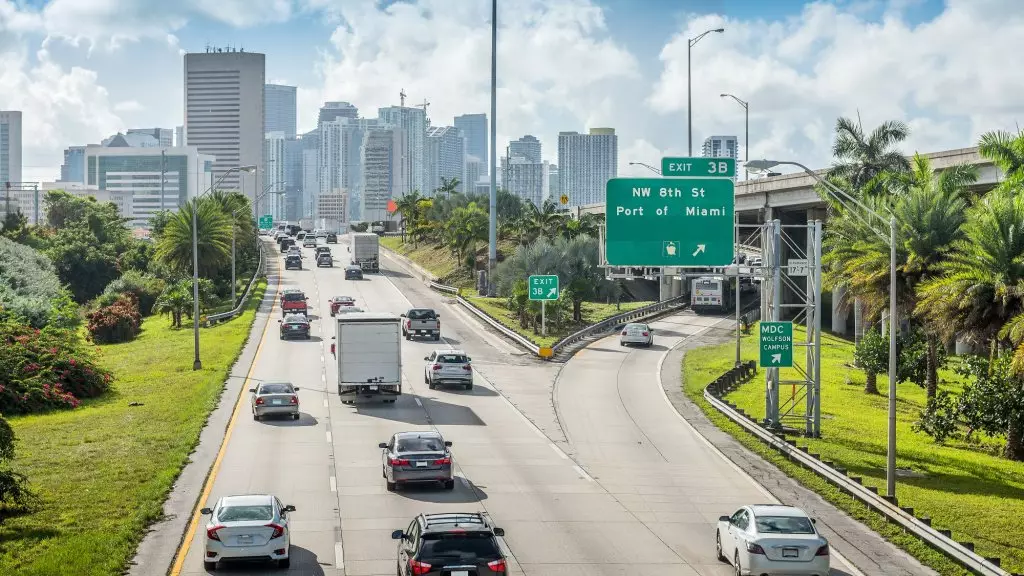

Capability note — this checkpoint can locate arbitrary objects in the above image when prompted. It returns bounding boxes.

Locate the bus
[690,276,735,315]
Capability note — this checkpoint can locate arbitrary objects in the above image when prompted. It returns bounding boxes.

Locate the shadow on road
[350,395,485,426]
[379,267,413,280]
[260,413,319,427]
[396,477,489,504]
[429,384,499,398]
[204,545,328,574]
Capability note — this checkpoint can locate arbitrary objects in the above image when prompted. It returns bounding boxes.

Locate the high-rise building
[319,117,378,206]
[548,163,560,200]
[319,102,359,125]
[264,132,287,220]
[61,146,87,183]
[360,127,407,222]
[454,113,487,172]
[126,128,173,147]
[264,84,297,139]
[702,135,738,160]
[465,157,484,192]
[557,128,617,206]
[175,125,184,147]
[184,49,265,210]
[102,132,161,147]
[501,156,549,206]
[317,192,348,228]
[83,144,215,229]
[425,126,466,195]
[299,129,319,219]
[378,106,426,197]
[509,134,541,164]
[284,137,303,220]
[0,111,22,187]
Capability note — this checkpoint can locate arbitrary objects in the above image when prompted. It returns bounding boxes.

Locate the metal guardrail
[207,238,265,324]
[703,372,1011,576]
[454,295,541,354]
[549,295,688,356]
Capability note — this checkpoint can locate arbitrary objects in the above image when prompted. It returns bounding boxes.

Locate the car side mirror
[331,336,336,340]
[378,442,388,449]
[436,315,440,318]
[284,505,296,512]
[492,527,505,537]
[444,441,453,447]
[292,386,300,391]
[201,507,213,515]
[249,388,257,393]
[811,518,816,524]
[424,356,431,361]
[400,314,406,317]
[277,319,282,323]
[467,358,472,362]
[719,515,730,523]
[391,530,404,540]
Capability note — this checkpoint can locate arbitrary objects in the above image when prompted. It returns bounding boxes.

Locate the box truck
[349,232,380,272]
[333,313,402,403]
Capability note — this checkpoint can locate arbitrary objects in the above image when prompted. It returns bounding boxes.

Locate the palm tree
[154,197,233,277]
[153,280,193,328]
[829,116,911,193]
[978,129,1024,180]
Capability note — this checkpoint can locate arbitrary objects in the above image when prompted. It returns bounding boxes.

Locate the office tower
[454,113,487,172]
[319,117,377,205]
[299,129,319,218]
[425,126,466,195]
[0,111,22,188]
[378,106,426,196]
[264,84,297,139]
[317,192,348,228]
[360,127,407,222]
[557,128,617,206]
[175,125,184,147]
[102,132,161,147]
[184,48,265,210]
[284,137,303,220]
[127,128,173,147]
[509,134,541,163]
[501,156,548,207]
[264,132,287,220]
[702,135,738,159]
[61,146,87,183]
[319,102,359,125]
[83,144,215,229]
[548,163,560,200]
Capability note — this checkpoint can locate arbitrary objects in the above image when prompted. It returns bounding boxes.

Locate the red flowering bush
[85,293,142,344]
[0,313,112,415]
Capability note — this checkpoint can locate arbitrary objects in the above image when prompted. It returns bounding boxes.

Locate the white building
[126,128,173,147]
[4,182,110,225]
[184,48,265,212]
[175,125,184,147]
[454,113,487,174]
[465,157,484,193]
[1,111,23,187]
[425,125,466,195]
[557,128,617,206]
[378,106,426,196]
[501,156,549,206]
[83,145,215,229]
[509,134,541,164]
[360,127,408,223]
[702,135,739,160]
[263,132,287,220]
[317,191,348,227]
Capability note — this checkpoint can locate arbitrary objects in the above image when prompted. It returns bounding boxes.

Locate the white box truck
[334,312,402,403]
[349,232,380,272]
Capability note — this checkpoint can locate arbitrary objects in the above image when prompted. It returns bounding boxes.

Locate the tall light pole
[192,164,257,370]
[720,93,749,180]
[687,27,725,155]
[746,159,899,499]
[627,161,662,175]
[487,0,498,294]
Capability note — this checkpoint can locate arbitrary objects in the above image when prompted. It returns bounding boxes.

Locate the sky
[1,0,1022,184]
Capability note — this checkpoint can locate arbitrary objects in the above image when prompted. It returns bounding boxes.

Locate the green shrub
[0,237,63,328]
[85,294,142,344]
[95,270,165,316]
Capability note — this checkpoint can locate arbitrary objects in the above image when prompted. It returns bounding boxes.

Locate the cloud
[114,100,144,112]
[647,0,1024,172]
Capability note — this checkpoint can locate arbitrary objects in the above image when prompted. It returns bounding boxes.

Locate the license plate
[415,461,428,467]
[782,548,799,558]
[451,572,468,576]
[237,535,253,543]
[272,399,284,405]
[368,385,378,391]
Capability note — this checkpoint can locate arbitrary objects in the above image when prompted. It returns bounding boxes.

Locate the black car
[280,238,294,251]
[278,314,310,340]
[392,513,506,576]
[285,255,302,270]
[314,246,331,257]
[317,254,333,268]
[345,265,363,280]
[326,233,338,243]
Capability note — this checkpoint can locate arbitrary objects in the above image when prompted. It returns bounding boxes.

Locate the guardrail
[454,295,541,354]
[548,295,688,357]
[208,238,265,325]
[703,369,1012,576]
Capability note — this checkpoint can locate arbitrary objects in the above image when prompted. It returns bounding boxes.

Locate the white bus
[690,276,735,314]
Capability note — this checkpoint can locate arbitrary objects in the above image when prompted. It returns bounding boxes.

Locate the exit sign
[661,157,736,178]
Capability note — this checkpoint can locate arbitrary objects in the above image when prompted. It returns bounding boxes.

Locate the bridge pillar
[831,285,848,335]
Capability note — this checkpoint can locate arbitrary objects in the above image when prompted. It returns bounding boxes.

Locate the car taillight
[745,541,766,555]
[433,457,451,465]
[642,332,649,336]
[206,525,224,541]
[487,559,507,572]
[815,544,829,556]
[409,559,431,575]
[266,523,285,539]
[462,364,472,371]
[621,330,627,335]
[289,396,298,404]
[255,397,265,405]
[432,364,442,371]
[389,457,410,466]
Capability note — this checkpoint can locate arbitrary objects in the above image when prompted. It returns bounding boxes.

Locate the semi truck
[349,232,380,272]
[333,313,402,404]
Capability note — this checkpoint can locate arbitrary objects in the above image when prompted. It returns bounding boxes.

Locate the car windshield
[437,354,467,363]
[396,436,444,452]
[260,384,294,394]
[283,293,305,301]
[407,309,435,320]
[419,532,500,560]
[624,324,647,331]
[218,504,273,522]
[754,515,815,534]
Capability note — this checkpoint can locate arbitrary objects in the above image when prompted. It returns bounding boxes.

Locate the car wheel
[292,413,300,420]
[444,479,455,490]
[204,560,217,571]
[465,382,473,390]
[428,380,436,390]
[386,480,396,492]
[253,412,260,421]
[734,552,741,576]
[716,531,726,562]
[278,557,290,569]
[434,334,441,341]
[619,341,625,346]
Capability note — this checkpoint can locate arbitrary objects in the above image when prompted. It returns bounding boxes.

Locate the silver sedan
[250,382,301,421]
[620,322,654,347]
[379,431,454,491]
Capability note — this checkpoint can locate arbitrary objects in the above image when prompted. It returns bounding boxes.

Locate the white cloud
[114,100,144,113]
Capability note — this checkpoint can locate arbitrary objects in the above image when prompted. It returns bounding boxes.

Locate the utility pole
[487,0,498,293]
[160,149,166,212]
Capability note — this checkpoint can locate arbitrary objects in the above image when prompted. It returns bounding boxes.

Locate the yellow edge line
[168,268,279,576]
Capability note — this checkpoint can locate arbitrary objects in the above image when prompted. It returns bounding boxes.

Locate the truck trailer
[334,313,402,403]
[349,232,380,272]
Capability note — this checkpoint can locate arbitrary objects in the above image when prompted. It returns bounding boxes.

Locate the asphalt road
[175,235,860,576]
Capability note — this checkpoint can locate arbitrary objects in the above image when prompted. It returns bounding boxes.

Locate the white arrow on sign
[692,244,706,257]
[547,287,558,297]
[771,353,782,364]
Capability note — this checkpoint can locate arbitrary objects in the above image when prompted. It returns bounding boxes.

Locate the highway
[174,235,859,575]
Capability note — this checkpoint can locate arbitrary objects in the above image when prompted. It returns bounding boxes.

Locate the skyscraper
[265,84,297,139]
[284,137,303,220]
[360,127,407,222]
[264,132,287,220]
[454,113,487,170]
[319,102,359,125]
[501,157,549,206]
[378,106,426,197]
[61,146,87,183]
[301,130,320,219]
[0,111,22,187]
[509,134,542,163]
[557,128,617,206]
[127,128,173,147]
[701,136,738,181]
[175,125,184,147]
[184,48,265,210]
[425,126,466,195]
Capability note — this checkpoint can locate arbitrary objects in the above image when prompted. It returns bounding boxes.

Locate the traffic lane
[179,254,340,575]
[319,266,712,576]
[556,312,857,575]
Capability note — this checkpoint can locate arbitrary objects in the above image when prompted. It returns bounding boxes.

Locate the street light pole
[487,0,498,292]
[231,209,236,306]
[720,94,749,181]
[627,161,662,175]
[687,28,725,155]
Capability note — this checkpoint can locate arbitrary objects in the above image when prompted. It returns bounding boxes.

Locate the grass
[682,324,1024,574]
[465,296,652,348]
[380,236,475,289]
[0,279,268,576]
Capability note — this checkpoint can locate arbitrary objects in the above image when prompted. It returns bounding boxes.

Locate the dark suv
[392,513,507,575]
[285,254,302,270]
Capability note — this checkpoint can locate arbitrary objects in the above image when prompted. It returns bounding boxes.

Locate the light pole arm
[628,161,662,175]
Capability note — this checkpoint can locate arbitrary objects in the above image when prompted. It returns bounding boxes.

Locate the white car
[716,505,829,576]
[201,494,295,570]
[424,349,473,390]
[619,322,653,347]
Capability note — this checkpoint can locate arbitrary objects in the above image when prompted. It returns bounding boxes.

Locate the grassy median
[0,279,268,576]
[380,236,475,289]
[682,324,1022,574]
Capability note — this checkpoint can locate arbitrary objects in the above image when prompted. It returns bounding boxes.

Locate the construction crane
[417,99,430,113]
[399,88,407,107]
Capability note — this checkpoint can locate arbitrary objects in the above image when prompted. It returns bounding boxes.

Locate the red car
[329,296,356,316]
[281,289,308,317]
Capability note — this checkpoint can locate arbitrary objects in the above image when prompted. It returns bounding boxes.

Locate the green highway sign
[662,157,736,178]
[258,214,273,229]
[528,275,559,301]
[605,178,735,267]
[759,321,794,367]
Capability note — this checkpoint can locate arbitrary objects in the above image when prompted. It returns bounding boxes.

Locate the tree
[0,416,34,519]
[441,202,489,266]
[829,116,911,194]
[854,328,888,394]
[942,354,1024,461]
[0,237,64,327]
[153,279,193,328]
[978,128,1024,181]
[154,197,233,277]
[46,224,120,302]
[1,209,28,243]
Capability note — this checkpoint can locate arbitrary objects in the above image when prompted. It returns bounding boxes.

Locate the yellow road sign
[559,194,569,205]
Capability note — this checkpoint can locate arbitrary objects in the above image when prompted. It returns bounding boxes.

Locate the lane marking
[320,355,325,363]
[414,397,423,407]
[329,476,337,492]
[573,465,594,481]
[334,541,344,569]
[169,252,280,576]
[323,398,329,408]
[325,431,333,444]
[498,392,550,441]
[321,373,326,383]
[549,443,569,460]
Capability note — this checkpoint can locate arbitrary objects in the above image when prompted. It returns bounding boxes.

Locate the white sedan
[716,505,829,575]
[619,322,653,347]
[201,494,295,571]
